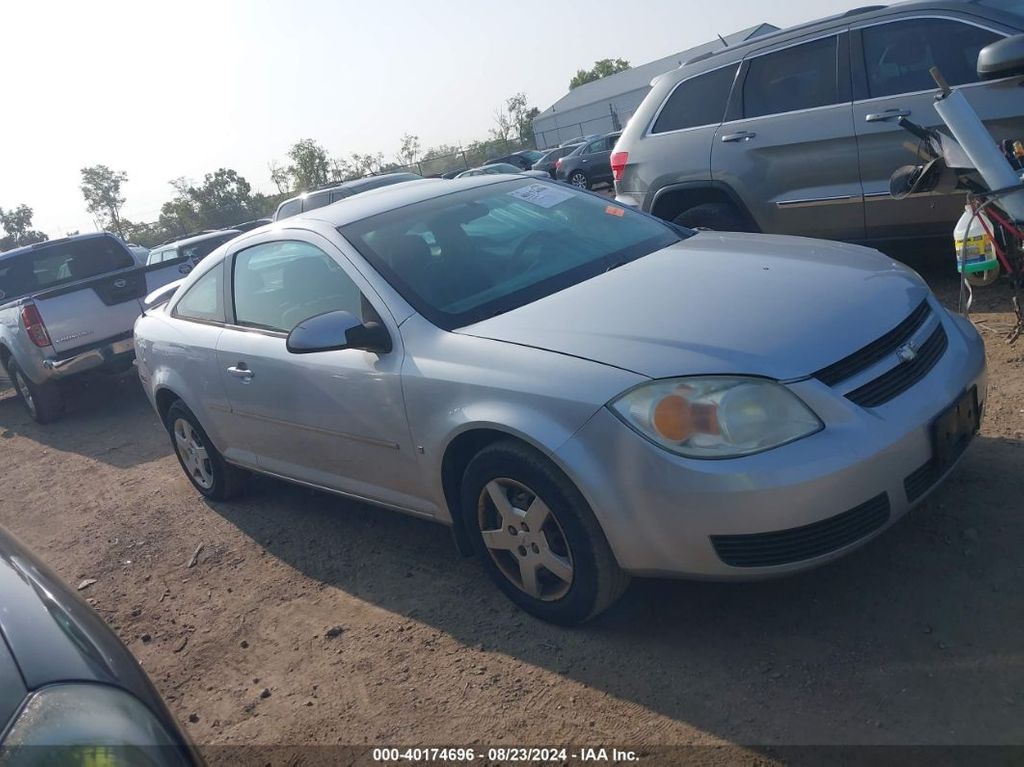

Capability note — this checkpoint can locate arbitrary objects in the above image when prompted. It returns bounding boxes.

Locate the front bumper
[555,309,987,578]
[40,335,135,380]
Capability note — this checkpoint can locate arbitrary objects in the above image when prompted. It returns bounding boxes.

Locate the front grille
[814,299,931,386]
[711,493,891,568]
[904,460,941,504]
[846,324,948,408]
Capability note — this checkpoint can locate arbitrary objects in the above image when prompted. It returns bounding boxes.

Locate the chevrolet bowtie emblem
[896,341,919,363]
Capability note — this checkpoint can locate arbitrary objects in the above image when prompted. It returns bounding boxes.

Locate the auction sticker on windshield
[507,183,574,209]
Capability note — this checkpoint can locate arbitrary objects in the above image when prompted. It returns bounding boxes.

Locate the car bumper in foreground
[555,310,987,578]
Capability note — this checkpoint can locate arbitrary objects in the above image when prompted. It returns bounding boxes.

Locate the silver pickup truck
[0,233,186,423]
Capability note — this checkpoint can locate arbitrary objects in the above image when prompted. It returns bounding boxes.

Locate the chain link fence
[533,109,635,150]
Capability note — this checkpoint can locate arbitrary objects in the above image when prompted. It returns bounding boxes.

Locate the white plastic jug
[954,205,1000,287]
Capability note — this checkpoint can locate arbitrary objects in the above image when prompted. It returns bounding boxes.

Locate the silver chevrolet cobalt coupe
[135,176,985,624]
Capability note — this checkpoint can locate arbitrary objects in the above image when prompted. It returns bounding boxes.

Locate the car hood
[457,232,930,380]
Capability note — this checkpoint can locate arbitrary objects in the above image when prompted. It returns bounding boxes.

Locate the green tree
[155,169,260,237]
[349,151,385,177]
[80,165,129,237]
[568,58,630,90]
[0,204,48,251]
[491,93,540,146]
[396,133,421,168]
[268,161,291,194]
[287,138,331,190]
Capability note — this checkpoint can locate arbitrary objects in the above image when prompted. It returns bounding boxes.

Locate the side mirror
[286,310,392,355]
[978,34,1024,80]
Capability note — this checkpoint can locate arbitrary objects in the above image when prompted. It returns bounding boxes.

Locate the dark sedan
[483,150,543,171]
[0,526,199,765]
[555,132,621,190]
[531,143,583,179]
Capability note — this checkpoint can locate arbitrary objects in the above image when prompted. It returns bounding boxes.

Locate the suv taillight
[610,151,628,182]
[21,304,51,348]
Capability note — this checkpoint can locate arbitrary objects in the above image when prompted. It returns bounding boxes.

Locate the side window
[173,266,224,323]
[652,64,739,133]
[861,19,1001,98]
[329,190,350,203]
[277,200,302,220]
[743,36,840,118]
[584,139,606,154]
[232,241,369,333]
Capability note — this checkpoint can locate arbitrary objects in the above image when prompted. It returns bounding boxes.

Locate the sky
[1,0,863,237]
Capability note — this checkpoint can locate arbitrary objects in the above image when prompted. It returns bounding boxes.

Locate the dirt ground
[1,254,1022,760]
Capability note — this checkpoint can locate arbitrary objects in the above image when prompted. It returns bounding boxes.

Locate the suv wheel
[165,400,246,500]
[6,360,64,424]
[461,440,629,625]
[567,170,590,190]
[674,202,752,232]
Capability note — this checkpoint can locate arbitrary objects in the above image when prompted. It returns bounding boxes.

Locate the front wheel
[165,400,246,500]
[461,441,629,625]
[6,360,63,424]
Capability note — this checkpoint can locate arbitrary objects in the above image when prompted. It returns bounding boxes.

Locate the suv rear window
[0,237,133,302]
[861,19,1002,98]
[743,36,839,118]
[652,63,739,133]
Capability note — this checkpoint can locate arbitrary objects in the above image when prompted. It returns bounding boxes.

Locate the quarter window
[861,19,1002,98]
[174,265,224,323]
[743,36,840,118]
[302,192,332,213]
[232,241,368,333]
[276,200,302,220]
[652,64,739,133]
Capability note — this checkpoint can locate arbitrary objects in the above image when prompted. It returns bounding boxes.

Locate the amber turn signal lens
[652,394,692,442]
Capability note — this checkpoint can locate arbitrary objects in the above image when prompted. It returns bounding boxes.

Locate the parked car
[127,243,150,264]
[274,173,423,221]
[484,150,544,170]
[559,134,602,148]
[532,144,583,179]
[555,132,621,189]
[0,233,184,423]
[0,525,199,763]
[612,0,1024,239]
[455,163,549,179]
[441,168,467,179]
[146,230,242,267]
[228,218,273,232]
[135,176,985,625]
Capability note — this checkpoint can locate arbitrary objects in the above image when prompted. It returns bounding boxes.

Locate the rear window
[0,236,133,302]
[340,178,681,330]
[180,233,237,263]
[652,64,739,133]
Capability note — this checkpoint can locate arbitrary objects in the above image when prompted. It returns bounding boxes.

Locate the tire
[6,360,64,424]
[165,400,246,500]
[674,202,752,232]
[461,440,629,625]
[567,170,590,190]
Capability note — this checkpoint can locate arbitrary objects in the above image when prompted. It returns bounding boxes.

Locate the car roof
[162,229,241,248]
[672,1,1020,79]
[291,176,528,228]
[0,231,118,261]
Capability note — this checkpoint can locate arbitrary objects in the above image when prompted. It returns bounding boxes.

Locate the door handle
[865,109,911,123]
[227,364,254,382]
[721,131,756,143]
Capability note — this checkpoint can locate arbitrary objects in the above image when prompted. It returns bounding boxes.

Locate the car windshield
[975,0,1024,20]
[0,237,134,302]
[181,233,236,263]
[518,150,544,163]
[340,178,684,330]
[486,163,522,174]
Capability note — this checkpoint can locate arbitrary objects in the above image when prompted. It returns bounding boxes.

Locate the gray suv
[613,0,1024,242]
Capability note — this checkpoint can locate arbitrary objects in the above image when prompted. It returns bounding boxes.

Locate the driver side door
[214,232,431,515]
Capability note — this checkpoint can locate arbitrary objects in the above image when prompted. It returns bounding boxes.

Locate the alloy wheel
[173,418,214,490]
[477,478,574,601]
[13,370,36,419]
[569,172,588,189]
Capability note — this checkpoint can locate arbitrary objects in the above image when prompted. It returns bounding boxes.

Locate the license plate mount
[932,386,979,472]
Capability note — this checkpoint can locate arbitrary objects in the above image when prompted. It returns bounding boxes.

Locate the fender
[649,179,760,230]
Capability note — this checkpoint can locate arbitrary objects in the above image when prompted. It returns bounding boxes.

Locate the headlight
[610,376,822,459]
[3,683,194,766]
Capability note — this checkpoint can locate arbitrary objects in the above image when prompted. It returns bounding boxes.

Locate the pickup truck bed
[0,233,186,422]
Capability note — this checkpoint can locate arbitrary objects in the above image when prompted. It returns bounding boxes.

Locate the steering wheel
[509,231,555,277]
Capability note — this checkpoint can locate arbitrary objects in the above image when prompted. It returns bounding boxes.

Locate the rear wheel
[461,440,629,625]
[165,400,246,500]
[673,202,752,232]
[567,170,590,190]
[6,360,63,424]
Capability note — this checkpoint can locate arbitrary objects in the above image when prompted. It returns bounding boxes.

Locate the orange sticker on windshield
[605,205,625,217]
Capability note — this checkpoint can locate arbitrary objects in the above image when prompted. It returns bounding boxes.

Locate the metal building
[532,24,778,149]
